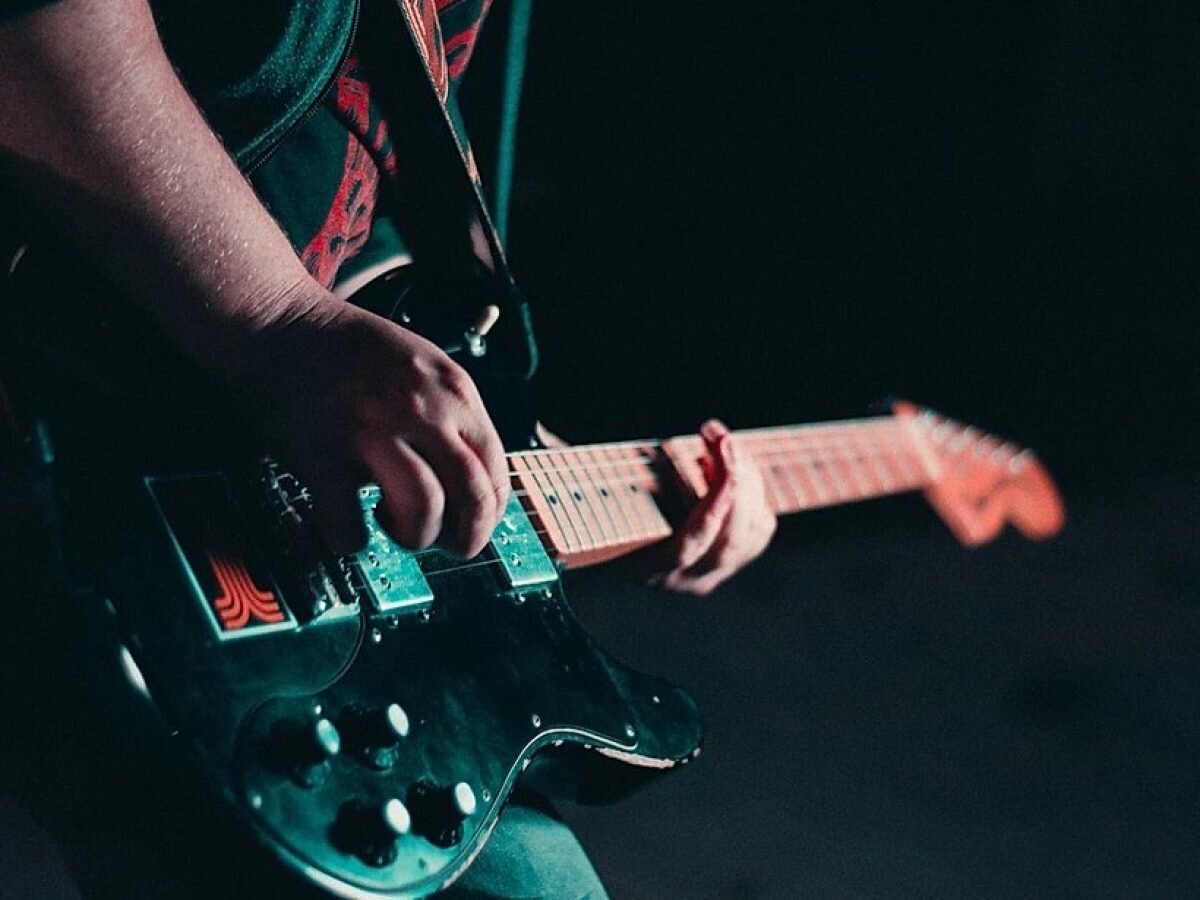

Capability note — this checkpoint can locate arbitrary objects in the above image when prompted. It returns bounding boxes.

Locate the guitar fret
[576,448,619,547]
[762,464,790,513]
[509,455,568,554]
[600,448,648,540]
[859,429,895,493]
[740,419,932,514]
[569,448,614,547]
[510,417,937,565]
[516,444,672,558]
[549,451,600,552]
[528,452,588,553]
[621,445,658,536]
[800,454,832,505]
[590,447,633,541]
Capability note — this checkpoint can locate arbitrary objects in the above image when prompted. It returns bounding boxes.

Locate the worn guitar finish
[1,256,702,898]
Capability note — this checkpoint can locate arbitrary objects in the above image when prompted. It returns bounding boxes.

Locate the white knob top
[313,718,341,757]
[385,703,411,739]
[452,782,477,817]
[383,798,411,836]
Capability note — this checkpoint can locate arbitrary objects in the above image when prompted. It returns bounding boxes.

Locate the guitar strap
[372,0,539,378]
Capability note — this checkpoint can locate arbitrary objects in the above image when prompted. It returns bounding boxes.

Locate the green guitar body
[0,251,702,898]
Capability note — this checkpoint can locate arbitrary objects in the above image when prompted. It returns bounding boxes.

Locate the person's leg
[439,793,608,900]
[0,796,82,900]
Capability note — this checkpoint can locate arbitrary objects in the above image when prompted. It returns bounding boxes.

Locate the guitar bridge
[490,492,559,590]
[350,485,435,617]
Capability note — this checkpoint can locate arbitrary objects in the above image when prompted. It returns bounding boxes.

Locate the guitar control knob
[452,782,477,817]
[407,781,477,848]
[264,716,341,787]
[341,703,411,770]
[311,717,343,758]
[332,798,412,867]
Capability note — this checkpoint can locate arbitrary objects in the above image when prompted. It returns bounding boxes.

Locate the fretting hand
[653,419,777,596]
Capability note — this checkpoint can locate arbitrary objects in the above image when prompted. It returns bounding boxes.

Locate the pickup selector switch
[406,781,478,848]
[340,703,411,770]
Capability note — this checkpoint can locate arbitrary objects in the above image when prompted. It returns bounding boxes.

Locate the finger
[360,436,446,551]
[666,435,737,574]
[308,464,370,556]
[410,429,504,558]
[699,417,730,446]
[457,417,510,514]
[692,493,778,580]
[698,418,730,483]
[431,359,510,515]
[535,422,569,449]
[661,525,741,595]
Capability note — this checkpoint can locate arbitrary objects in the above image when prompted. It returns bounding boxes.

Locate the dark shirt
[251,0,494,289]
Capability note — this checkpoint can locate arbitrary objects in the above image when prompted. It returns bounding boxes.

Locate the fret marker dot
[599,488,609,497]
[547,493,558,505]
[572,491,583,501]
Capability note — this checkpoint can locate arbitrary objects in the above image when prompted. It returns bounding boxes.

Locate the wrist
[179,276,345,388]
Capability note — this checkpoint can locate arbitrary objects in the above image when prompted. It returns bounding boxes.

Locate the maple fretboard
[508,415,937,569]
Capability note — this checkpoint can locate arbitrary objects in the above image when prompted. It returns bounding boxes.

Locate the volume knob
[263,716,341,788]
[332,798,412,867]
[342,703,411,770]
[407,781,478,848]
[310,717,343,758]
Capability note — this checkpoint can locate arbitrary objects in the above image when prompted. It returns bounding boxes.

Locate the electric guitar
[0,252,1064,897]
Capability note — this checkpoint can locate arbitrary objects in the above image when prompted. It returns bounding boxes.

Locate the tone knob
[407,781,478,848]
[263,715,341,787]
[341,703,411,769]
[382,798,412,836]
[332,798,412,868]
[452,782,477,817]
[311,717,343,758]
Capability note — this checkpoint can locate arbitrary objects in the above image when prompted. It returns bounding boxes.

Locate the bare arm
[0,0,509,557]
[0,0,314,357]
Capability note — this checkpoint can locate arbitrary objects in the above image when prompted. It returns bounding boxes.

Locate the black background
[465,1,1198,490]
[462,3,1200,897]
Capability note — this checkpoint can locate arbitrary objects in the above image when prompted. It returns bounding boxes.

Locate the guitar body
[0,249,702,897]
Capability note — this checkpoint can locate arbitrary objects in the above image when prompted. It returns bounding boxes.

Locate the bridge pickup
[490,493,558,590]
[352,486,434,616]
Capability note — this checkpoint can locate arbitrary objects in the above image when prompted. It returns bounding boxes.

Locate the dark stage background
[462,3,1200,897]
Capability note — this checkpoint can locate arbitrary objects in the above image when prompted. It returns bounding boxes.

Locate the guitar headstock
[893,401,1065,547]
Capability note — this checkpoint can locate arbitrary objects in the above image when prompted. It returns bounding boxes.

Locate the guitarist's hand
[242,293,509,559]
[0,1,502,562]
[655,419,777,596]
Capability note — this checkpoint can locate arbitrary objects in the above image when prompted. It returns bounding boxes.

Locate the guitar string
[365,438,926,542]
[348,429,930,574]
[503,441,923,479]
[381,467,930,578]
[511,418,906,459]
[392,468,928,566]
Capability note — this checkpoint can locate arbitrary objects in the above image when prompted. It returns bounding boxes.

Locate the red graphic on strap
[300,57,391,288]
[440,0,493,78]
[205,549,286,631]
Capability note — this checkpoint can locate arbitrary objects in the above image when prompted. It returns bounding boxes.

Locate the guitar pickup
[490,492,559,590]
[352,485,434,616]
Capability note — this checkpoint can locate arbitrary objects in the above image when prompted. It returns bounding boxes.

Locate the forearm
[0,0,331,377]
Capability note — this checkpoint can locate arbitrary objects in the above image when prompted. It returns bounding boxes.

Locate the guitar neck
[507,415,936,569]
